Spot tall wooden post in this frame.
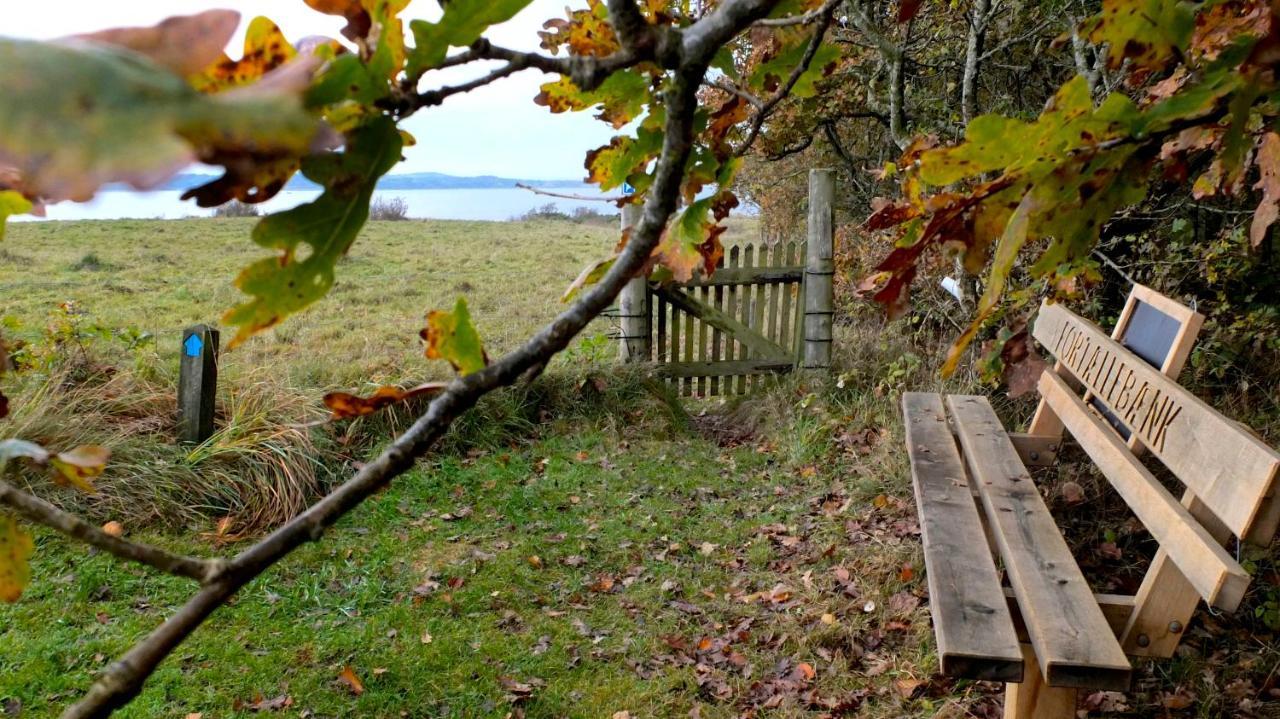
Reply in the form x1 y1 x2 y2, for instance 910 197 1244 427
178 324 219 444
802 168 835 370
618 204 650 362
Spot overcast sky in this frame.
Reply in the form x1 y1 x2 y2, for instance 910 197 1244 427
6 1 612 180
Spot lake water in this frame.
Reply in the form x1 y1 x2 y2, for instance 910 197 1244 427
16 186 626 222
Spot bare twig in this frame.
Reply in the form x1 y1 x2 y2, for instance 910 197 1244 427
704 78 764 108
755 0 842 27
0 480 222 584
515 183 626 202
61 1 782 716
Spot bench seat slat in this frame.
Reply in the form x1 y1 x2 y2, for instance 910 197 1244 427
946 395 1131 691
902 393 1023 682
1038 372 1250 611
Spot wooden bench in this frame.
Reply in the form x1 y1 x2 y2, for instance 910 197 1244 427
902 285 1280 717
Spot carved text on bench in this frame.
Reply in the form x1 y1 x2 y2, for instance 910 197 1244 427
1049 319 1182 452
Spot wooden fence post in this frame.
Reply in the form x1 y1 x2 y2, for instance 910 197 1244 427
618 204 650 362
803 168 835 370
178 324 219 444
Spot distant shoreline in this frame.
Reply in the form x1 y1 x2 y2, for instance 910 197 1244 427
99 172 591 193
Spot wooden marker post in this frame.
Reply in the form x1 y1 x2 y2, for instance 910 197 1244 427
178 324 219 444
802 169 835 370
618 203 650 362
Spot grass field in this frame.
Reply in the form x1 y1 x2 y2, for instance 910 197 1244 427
0 217 634 388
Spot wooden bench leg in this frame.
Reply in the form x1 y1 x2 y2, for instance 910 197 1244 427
1004 645 1076 719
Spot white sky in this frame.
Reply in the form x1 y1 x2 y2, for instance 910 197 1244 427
5 1 612 180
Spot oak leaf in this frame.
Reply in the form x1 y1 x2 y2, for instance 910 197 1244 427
1250 132 1280 247
0 514 34 603
337 665 365 695
322 383 447 419
421 297 489 375
70 10 240 77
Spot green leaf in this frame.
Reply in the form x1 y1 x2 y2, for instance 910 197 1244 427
563 256 617 302
421 297 488 375
0 513 34 603
0 38 325 204
223 117 403 347
1079 0 1194 76
748 39 840 99
407 0 533 75
0 191 33 242
585 126 665 190
536 71 651 129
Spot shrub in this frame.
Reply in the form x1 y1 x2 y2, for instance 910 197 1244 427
369 196 410 221
211 200 260 218
515 202 569 221
570 206 618 225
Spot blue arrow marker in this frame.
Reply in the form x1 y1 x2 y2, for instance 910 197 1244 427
184 333 204 358
622 182 635 195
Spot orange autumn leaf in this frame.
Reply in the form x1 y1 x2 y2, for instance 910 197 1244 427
322 383 447 419
337 665 365 695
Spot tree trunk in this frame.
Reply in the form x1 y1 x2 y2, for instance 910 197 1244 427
961 0 993 124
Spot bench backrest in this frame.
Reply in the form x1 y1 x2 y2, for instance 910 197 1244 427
1029 286 1280 615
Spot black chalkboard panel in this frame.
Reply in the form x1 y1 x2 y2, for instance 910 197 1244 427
1091 299 1182 439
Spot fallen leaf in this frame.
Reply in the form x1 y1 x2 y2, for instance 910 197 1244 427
101 521 124 538
322 383 446 419
337 665 364 696
894 677 924 699
1060 481 1085 504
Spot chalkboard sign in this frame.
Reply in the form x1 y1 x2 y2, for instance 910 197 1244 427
1092 299 1183 439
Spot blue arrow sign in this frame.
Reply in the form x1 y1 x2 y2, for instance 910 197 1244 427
622 182 635 195
184 333 204 358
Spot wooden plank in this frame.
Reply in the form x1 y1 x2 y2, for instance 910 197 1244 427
1034 301 1280 543
657 359 794 378
1003 645 1077 719
766 243 782 348
1008 433 1060 467
724 246 740 396
779 242 796 353
681 265 803 287
1121 490 1233 657
947 395 1131 690
655 291 668 363
902 393 1024 682
696 284 709 396
670 294 681 394
1038 371 1249 611
680 294 691 396
750 245 768 392
711 277 724 396
1003 588 1135 638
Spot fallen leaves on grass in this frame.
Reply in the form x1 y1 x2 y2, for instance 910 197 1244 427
233 694 293 712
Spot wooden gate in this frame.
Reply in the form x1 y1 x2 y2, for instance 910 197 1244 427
617 169 835 397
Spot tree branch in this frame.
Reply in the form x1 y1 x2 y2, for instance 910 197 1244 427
735 2 838 156
60 1 783 716
0 479 222 584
